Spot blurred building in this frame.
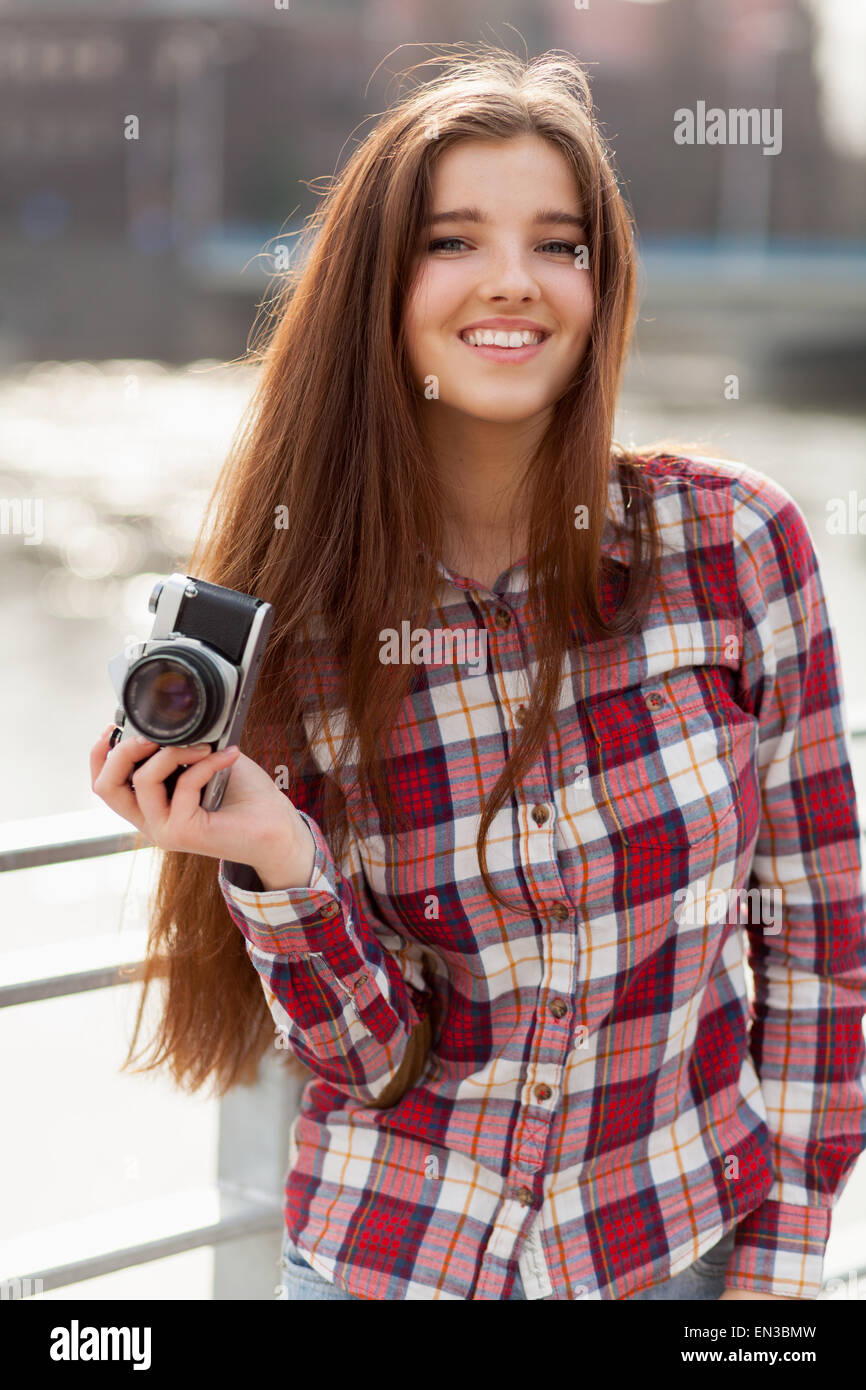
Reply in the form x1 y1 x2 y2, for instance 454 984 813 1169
0 0 863 361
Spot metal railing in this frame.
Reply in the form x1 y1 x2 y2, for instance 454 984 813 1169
2 708 865 1298
0 804 306 1299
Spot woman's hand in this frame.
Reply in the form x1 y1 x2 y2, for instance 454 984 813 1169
89 724 310 877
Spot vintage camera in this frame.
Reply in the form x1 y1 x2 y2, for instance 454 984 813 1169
107 573 274 812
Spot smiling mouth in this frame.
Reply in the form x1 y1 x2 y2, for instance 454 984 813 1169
460 328 548 348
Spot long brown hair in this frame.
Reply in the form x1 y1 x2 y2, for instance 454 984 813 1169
122 42 678 1096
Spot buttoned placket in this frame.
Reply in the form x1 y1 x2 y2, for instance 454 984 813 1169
471 586 579 1300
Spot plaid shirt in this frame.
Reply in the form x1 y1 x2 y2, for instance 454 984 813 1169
218 454 866 1300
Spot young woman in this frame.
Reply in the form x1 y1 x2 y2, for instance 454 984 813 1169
90 46 866 1301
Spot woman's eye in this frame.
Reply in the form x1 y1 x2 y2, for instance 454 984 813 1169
539 240 580 256
428 237 466 253
428 237 580 256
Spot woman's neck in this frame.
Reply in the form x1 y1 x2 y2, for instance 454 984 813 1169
422 405 545 557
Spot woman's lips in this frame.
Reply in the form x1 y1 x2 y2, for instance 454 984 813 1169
457 333 550 364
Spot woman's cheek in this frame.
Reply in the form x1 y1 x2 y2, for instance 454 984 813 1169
556 267 594 329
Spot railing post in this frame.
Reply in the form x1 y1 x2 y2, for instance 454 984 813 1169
213 1048 309 1300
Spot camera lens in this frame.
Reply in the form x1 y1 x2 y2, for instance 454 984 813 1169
122 647 223 743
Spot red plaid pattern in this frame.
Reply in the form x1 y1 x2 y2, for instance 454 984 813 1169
219 454 866 1300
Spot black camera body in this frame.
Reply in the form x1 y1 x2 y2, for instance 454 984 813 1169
107 573 274 811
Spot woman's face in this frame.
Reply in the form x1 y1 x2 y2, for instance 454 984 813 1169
404 134 594 426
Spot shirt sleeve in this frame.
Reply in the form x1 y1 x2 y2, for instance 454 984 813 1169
216 741 438 1108
725 465 866 1298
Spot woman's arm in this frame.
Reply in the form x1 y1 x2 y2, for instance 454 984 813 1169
723 465 866 1299
217 742 438 1109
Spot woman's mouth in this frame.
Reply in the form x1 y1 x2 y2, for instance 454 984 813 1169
458 327 550 363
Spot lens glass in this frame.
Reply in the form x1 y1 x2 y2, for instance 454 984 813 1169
125 657 206 741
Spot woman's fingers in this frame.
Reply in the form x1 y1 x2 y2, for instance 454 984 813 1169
166 745 239 828
88 723 120 788
90 725 149 831
90 726 244 846
128 742 217 833
91 730 217 837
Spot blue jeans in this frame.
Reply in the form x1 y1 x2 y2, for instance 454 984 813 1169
276 1226 735 1300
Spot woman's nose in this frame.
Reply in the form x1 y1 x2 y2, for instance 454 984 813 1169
475 248 541 299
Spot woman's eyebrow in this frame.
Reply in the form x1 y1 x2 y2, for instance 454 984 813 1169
428 206 586 229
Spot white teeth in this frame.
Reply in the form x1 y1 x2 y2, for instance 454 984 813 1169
461 328 545 348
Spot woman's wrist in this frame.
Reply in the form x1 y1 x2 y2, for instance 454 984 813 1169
252 811 316 891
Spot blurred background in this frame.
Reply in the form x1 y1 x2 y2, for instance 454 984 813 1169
1 0 864 1300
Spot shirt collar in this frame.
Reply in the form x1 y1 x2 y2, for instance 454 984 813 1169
416 467 631 593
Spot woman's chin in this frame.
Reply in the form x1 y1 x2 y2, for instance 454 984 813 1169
444 395 554 425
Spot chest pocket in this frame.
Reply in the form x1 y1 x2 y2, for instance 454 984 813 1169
582 665 752 851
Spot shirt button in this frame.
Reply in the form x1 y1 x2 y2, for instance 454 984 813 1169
531 804 549 826
534 1083 553 1101
494 607 512 630
321 901 339 917
514 1186 534 1206
353 975 369 990
549 901 570 921
644 691 665 709
549 998 568 1019
515 706 528 726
